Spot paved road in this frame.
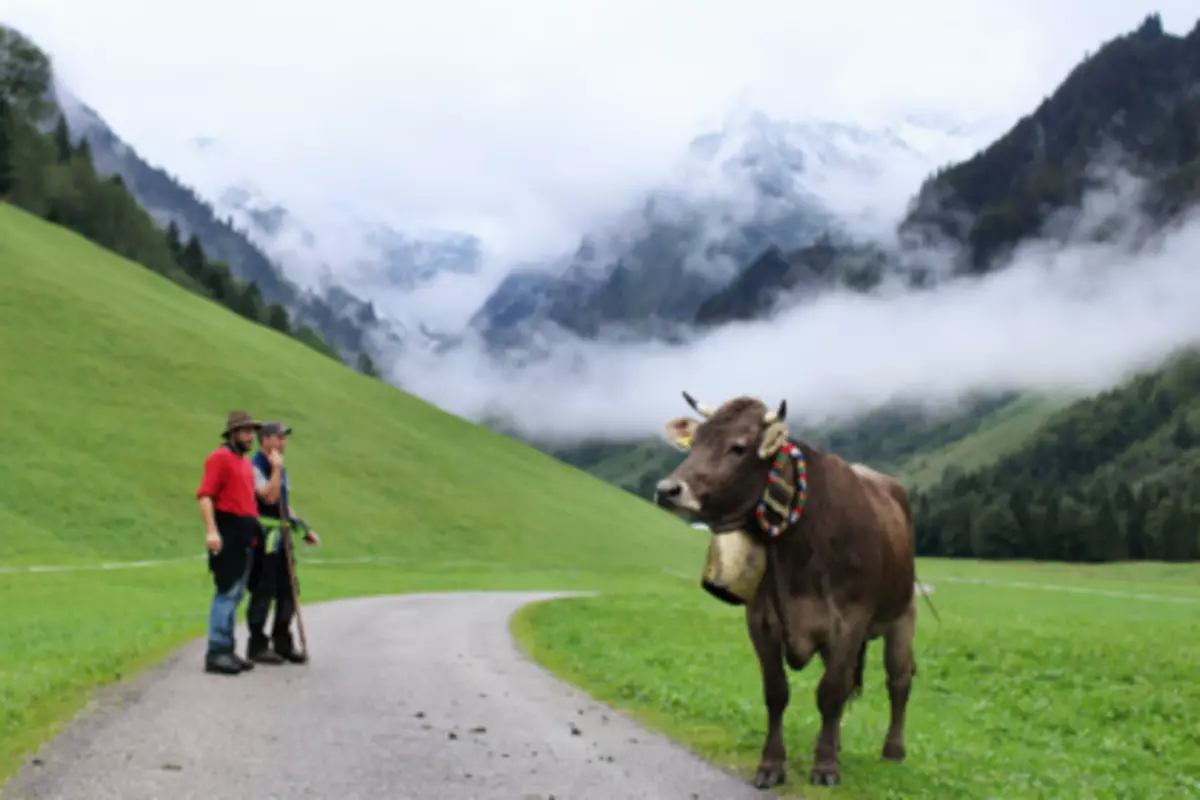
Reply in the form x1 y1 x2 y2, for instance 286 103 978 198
2 592 764 800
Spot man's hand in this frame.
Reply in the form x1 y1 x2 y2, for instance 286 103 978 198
206 529 223 554
304 529 321 546
267 449 284 469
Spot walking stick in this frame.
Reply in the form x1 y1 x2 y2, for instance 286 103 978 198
278 493 309 660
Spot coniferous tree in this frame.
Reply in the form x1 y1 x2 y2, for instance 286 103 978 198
0 96 13 197
1092 493 1126 562
266 303 291 334
179 234 207 280
165 221 183 262
357 352 381 378
1159 498 1193 561
0 25 53 120
52 115 71 163
1171 416 1196 449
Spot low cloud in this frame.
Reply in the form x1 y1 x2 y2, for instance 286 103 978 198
383 166 1200 444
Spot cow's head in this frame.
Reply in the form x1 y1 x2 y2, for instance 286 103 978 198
654 391 790 531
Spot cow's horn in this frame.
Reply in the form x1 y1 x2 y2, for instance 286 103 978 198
682 391 714 419
764 399 787 424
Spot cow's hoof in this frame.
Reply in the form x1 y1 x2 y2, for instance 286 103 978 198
882 740 906 762
810 762 840 786
752 761 786 789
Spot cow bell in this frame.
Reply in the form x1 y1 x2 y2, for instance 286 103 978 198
700 528 767 606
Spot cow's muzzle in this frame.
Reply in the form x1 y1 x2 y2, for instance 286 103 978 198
655 478 701 514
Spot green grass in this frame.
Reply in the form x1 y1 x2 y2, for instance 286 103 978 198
0 205 708 780
513 558 1200 799
891 394 1074 489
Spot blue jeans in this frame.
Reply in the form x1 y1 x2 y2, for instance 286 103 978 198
207 546 252 656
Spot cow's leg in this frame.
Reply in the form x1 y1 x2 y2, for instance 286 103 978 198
881 600 918 762
815 644 861 755
747 606 790 789
810 631 864 787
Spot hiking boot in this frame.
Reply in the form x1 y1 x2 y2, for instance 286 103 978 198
274 636 307 664
205 652 243 675
250 647 285 665
277 647 308 664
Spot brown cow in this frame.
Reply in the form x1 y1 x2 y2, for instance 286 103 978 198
654 391 928 789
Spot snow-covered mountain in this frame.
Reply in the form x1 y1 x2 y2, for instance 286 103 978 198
467 109 990 352
55 65 990 368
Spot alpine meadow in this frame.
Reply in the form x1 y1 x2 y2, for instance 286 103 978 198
2 9 1200 800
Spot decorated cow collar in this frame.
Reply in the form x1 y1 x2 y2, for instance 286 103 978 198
754 441 809 538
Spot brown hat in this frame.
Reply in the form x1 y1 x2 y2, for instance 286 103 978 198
222 410 263 437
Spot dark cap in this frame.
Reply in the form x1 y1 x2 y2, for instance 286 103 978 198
260 420 293 437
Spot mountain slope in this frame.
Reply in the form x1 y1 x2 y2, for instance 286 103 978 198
692 235 890 326
689 15 1200 332
44 68 391 365
469 112 982 351
901 12 1200 273
170 157 484 335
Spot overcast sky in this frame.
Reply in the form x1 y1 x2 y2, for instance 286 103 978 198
5 1 1200 442
6 0 1197 265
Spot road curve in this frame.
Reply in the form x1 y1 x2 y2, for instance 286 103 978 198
2 591 764 800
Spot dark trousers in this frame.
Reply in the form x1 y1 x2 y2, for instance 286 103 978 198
208 513 259 657
246 546 299 655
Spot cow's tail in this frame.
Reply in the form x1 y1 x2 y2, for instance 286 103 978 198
914 568 941 625
889 471 940 626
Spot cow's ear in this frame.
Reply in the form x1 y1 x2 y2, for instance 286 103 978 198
663 416 700 451
758 420 789 459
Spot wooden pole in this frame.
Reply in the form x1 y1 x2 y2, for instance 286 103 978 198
278 488 309 660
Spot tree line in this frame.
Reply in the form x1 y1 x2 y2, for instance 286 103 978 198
909 351 1200 562
0 25 382 378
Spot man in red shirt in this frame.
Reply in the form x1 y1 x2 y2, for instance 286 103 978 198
196 410 265 675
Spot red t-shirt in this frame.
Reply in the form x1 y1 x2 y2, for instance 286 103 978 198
196 445 258 518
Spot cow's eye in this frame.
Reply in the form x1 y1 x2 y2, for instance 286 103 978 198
730 443 747 456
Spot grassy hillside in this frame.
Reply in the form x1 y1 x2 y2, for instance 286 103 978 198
0 204 707 779
0 204 702 567
888 394 1074 488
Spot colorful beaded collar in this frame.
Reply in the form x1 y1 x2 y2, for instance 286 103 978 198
754 442 809 538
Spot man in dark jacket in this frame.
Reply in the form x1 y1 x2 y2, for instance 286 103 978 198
196 410 264 675
246 420 320 664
